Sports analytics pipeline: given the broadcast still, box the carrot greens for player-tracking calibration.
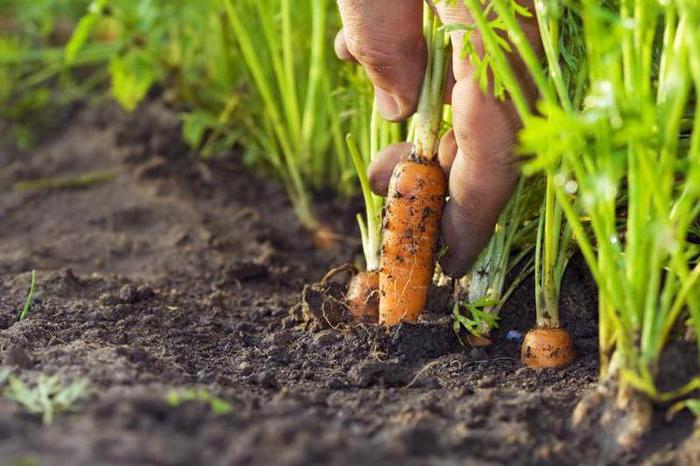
[347,103,402,271]
[463,0,700,441]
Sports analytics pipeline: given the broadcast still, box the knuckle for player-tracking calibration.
[453,100,519,175]
[344,35,396,73]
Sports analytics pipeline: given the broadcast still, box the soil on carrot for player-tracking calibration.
[0,101,695,466]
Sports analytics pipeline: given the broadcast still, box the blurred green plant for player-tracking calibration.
[0,0,115,148]
[220,0,369,236]
[65,0,374,233]
[3,0,377,233]
[5,374,91,425]
[166,388,231,415]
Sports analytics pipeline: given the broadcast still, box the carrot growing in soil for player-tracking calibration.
[453,177,537,346]
[379,6,450,326]
[521,180,576,368]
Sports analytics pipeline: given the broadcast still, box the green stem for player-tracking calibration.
[412,6,450,159]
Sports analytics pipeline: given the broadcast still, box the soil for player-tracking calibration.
[0,101,696,466]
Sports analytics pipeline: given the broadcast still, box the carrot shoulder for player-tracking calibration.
[379,157,447,325]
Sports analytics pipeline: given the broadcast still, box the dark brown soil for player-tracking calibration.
[0,102,695,466]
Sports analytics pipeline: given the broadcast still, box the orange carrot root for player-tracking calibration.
[379,157,447,326]
[520,327,576,368]
[346,270,379,323]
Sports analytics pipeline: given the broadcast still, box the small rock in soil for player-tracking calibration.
[477,375,497,389]
[469,348,488,361]
[312,330,338,348]
[118,284,139,304]
[257,370,279,389]
[3,341,32,369]
[390,319,460,362]
[225,261,269,281]
[347,359,413,388]
[237,361,252,375]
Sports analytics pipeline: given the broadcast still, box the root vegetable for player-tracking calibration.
[520,327,575,368]
[379,157,447,325]
[377,7,450,326]
[346,270,379,323]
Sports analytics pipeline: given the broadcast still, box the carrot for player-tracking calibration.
[379,157,447,325]
[346,270,379,323]
[520,327,576,368]
[378,7,450,326]
[520,178,576,369]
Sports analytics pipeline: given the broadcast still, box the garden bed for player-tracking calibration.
[0,102,696,465]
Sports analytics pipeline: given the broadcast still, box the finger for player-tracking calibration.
[434,1,540,277]
[334,29,358,63]
[337,0,425,121]
[437,129,457,176]
[367,142,412,196]
[439,78,520,277]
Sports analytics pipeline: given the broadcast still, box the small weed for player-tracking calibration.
[166,388,231,415]
[19,270,36,321]
[4,374,91,425]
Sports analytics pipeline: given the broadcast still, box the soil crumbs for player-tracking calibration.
[0,102,695,466]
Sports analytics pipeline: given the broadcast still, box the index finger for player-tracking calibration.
[337,0,425,121]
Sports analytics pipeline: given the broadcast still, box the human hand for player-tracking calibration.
[335,0,541,277]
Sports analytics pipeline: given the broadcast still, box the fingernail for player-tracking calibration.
[375,87,401,121]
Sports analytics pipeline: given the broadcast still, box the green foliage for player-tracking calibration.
[452,299,501,340]
[108,49,158,110]
[347,102,402,271]
[4,374,91,425]
[10,457,38,466]
[5,0,374,230]
[0,0,116,149]
[464,0,700,408]
[454,177,539,333]
[220,0,371,228]
[166,388,231,415]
